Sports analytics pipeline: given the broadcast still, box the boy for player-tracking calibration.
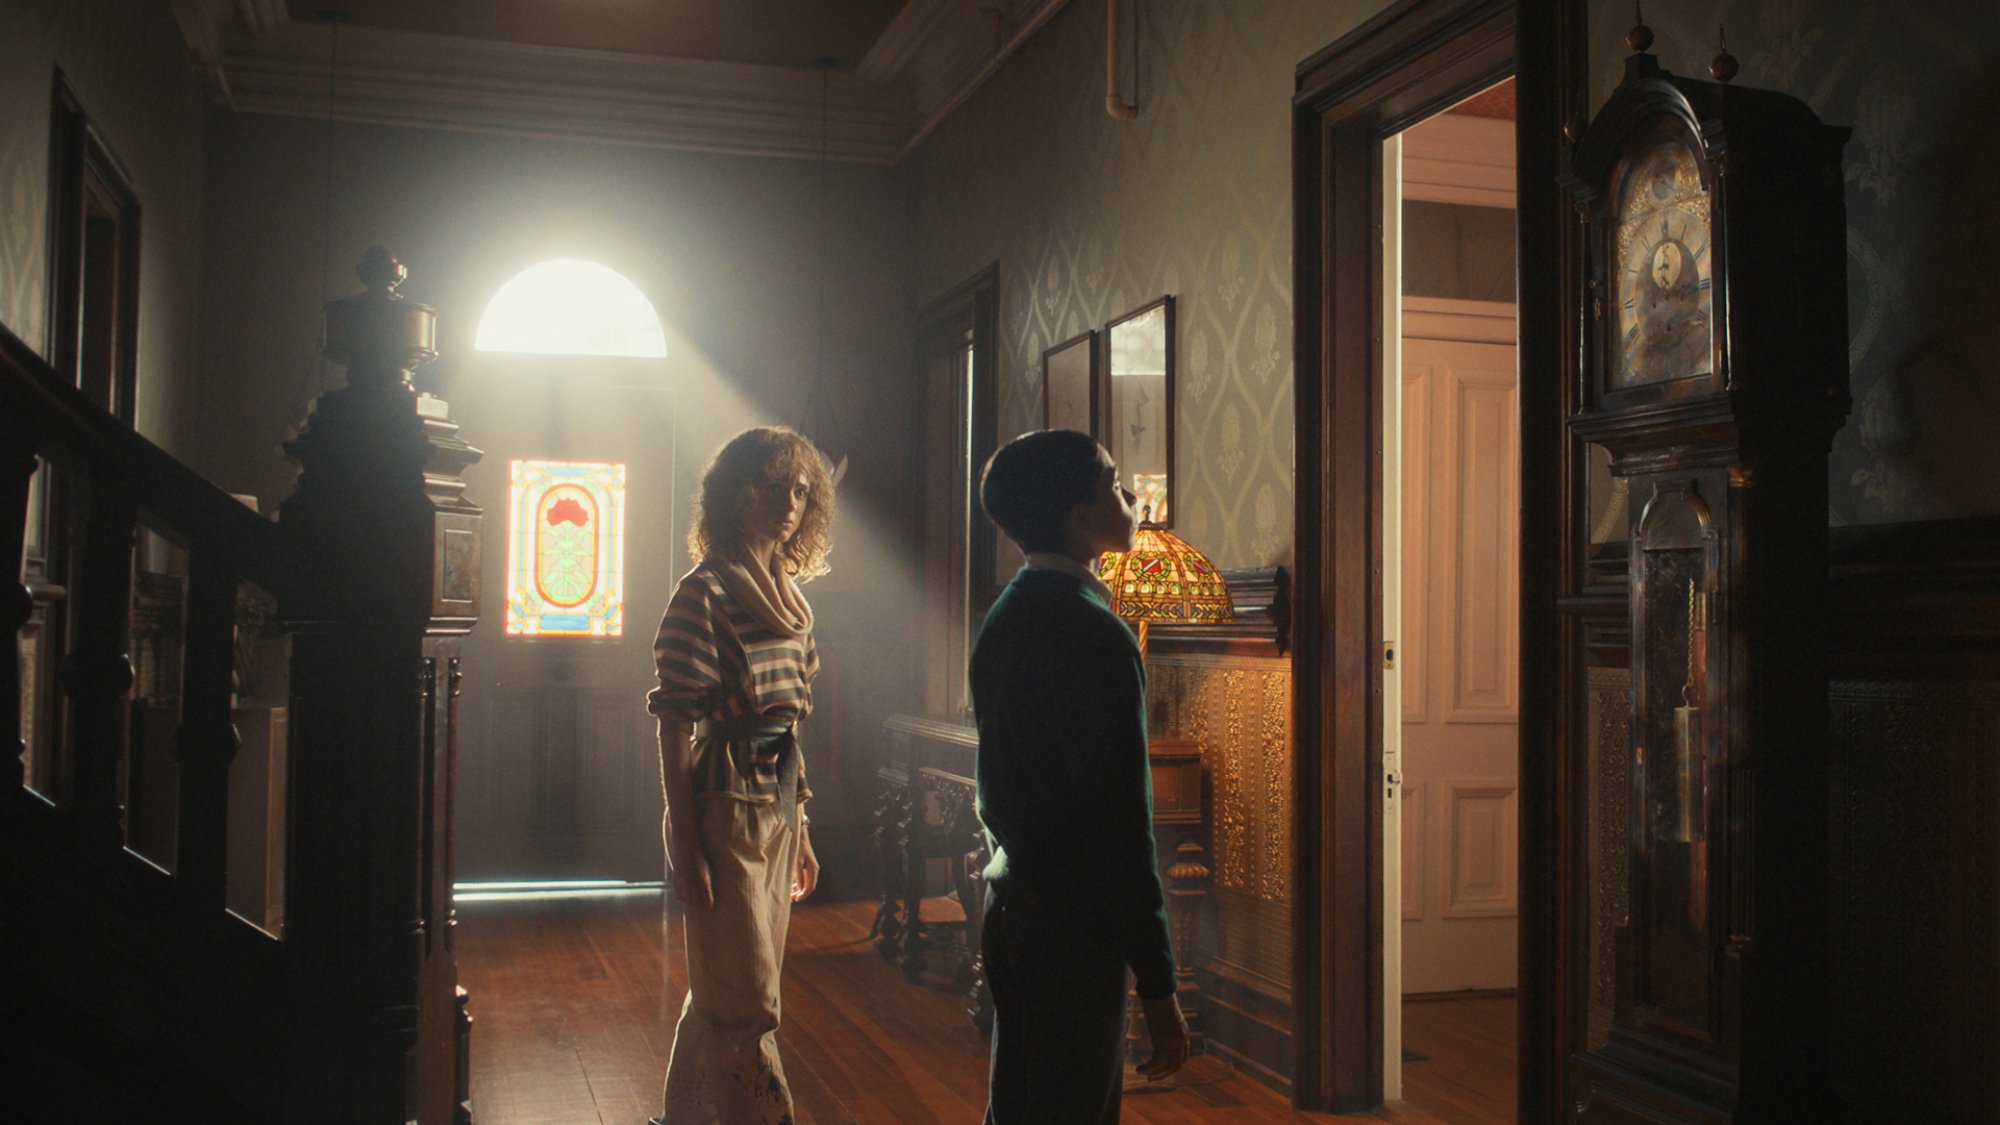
[971,429,1187,1125]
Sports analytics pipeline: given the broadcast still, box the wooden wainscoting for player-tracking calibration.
[1823,517,2000,1123]
[1148,567,1295,1091]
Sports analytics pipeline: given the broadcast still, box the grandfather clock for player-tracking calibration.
[1562,22,1850,1123]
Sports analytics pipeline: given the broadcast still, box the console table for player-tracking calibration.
[869,715,988,1025]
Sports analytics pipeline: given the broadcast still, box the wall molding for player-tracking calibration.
[1438,778,1517,919]
[1830,516,2000,668]
[167,0,1071,164]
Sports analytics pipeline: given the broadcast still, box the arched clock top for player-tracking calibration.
[1565,48,1844,196]
[1635,479,1712,553]
[1562,36,1851,428]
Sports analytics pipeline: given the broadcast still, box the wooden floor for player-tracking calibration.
[1401,996,1516,1124]
[456,892,1514,1124]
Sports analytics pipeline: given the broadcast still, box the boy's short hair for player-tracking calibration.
[980,429,1103,554]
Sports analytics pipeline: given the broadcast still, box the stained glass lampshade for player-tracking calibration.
[1095,523,1232,654]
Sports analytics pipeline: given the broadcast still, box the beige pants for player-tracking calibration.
[661,796,800,1125]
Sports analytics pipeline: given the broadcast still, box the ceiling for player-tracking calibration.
[287,0,907,72]
[170,0,1073,163]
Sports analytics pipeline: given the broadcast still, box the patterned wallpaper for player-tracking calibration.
[1590,0,2000,524]
[0,0,208,455]
[913,0,1393,568]
[916,0,2000,538]
[0,0,65,353]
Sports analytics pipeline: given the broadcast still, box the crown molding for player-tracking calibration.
[233,0,292,38]
[858,0,964,84]
[216,23,909,163]
[886,0,1070,157]
[167,0,232,100]
[174,0,1069,164]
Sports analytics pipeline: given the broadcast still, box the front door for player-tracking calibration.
[451,359,690,883]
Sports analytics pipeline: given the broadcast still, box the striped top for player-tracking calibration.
[647,564,817,804]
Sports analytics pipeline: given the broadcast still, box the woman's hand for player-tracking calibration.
[790,824,820,902]
[669,842,715,910]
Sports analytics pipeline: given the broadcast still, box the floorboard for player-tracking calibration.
[456,892,1514,1123]
[1401,994,1516,1124]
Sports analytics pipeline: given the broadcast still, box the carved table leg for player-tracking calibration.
[867,773,905,947]
[1165,838,1212,1052]
[897,790,925,976]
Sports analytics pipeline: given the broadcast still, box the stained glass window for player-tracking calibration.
[505,459,627,637]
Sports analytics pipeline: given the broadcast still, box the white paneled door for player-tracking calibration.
[1400,306,1520,994]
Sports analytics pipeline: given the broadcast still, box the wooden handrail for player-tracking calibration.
[0,322,287,599]
[1,314,299,1114]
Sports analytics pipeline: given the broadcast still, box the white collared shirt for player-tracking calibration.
[1024,550,1114,605]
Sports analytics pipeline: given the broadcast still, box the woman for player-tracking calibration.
[647,426,834,1125]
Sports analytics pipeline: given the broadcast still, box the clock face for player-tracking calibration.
[1613,138,1714,387]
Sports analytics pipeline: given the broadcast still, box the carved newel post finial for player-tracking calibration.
[321,245,437,388]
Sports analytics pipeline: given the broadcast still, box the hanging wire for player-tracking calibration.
[319,11,341,314]
[813,63,829,439]
[292,11,344,420]
[800,59,835,456]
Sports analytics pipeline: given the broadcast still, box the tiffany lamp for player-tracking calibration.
[1094,514,1234,654]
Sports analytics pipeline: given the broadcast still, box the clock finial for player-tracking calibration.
[1627,2,1654,54]
[1709,25,1739,84]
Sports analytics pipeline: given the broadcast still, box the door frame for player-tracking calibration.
[1290,0,1586,1114]
[48,69,142,425]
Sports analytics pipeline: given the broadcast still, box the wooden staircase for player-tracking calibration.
[0,248,482,1122]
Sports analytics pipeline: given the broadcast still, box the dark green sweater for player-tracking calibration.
[970,566,1176,1000]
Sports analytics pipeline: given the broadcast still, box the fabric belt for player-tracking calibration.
[694,714,801,816]
[694,714,795,742]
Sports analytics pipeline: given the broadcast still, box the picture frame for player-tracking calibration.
[1102,295,1175,527]
[1041,329,1098,436]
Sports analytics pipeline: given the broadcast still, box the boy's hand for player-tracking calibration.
[1137,994,1189,1080]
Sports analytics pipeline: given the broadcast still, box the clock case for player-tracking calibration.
[1560,45,1852,1124]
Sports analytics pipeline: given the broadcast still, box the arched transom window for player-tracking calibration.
[480,259,660,638]
[475,258,667,358]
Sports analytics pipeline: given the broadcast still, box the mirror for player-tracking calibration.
[1042,329,1097,435]
[1104,295,1175,526]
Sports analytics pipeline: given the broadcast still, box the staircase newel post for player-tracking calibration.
[277,247,482,1123]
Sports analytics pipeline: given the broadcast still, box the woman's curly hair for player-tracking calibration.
[687,426,836,581]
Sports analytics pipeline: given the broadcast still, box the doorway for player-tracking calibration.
[1381,85,1520,1123]
[449,354,686,883]
[450,260,688,883]
[1291,0,1564,1115]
